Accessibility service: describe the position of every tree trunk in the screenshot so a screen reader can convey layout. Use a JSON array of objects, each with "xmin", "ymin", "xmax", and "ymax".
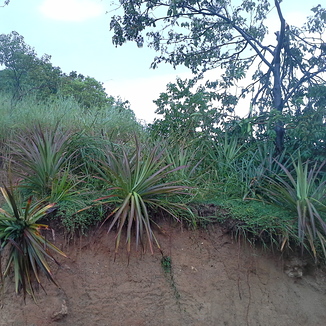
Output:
[
  {"xmin": 272, "ymin": 64, "xmax": 285, "ymax": 154},
  {"xmin": 273, "ymin": 0, "xmax": 286, "ymax": 154}
]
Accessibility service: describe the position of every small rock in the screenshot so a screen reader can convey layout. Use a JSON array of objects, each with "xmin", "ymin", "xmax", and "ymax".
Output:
[
  {"xmin": 51, "ymin": 299, "xmax": 68, "ymax": 321},
  {"xmin": 284, "ymin": 257, "xmax": 307, "ymax": 278}
]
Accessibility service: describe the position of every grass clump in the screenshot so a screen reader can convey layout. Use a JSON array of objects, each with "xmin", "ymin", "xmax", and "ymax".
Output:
[{"xmin": 215, "ymin": 199, "xmax": 294, "ymax": 250}]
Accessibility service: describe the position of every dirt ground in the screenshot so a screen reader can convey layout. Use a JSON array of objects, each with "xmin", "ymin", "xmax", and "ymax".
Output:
[{"xmin": 1, "ymin": 222, "xmax": 326, "ymax": 326}]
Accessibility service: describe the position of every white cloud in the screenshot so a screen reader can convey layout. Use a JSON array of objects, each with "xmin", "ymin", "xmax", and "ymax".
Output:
[{"xmin": 39, "ymin": 0, "xmax": 104, "ymax": 22}]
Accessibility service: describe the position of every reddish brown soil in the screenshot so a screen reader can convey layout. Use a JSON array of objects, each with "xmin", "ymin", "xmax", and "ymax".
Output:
[{"xmin": 1, "ymin": 223, "xmax": 326, "ymax": 326}]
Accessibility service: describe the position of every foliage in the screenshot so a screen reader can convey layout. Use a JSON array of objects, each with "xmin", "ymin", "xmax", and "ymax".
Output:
[
  {"xmin": 110, "ymin": 0, "xmax": 326, "ymax": 151},
  {"xmin": 89, "ymin": 98, "xmax": 142, "ymax": 142},
  {"xmin": 0, "ymin": 186, "xmax": 66, "ymax": 299},
  {"xmin": 285, "ymin": 91, "xmax": 326, "ymax": 162},
  {"xmin": 0, "ymin": 92, "xmax": 141, "ymax": 144},
  {"xmin": 215, "ymin": 198, "xmax": 294, "ymax": 251},
  {"xmin": 149, "ymin": 77, "xmax": 232, "ymax": 140},
  {"xmin": 9, "ymin": 124, "xmax": 73, "ymax": 198},
  {"xmin": 164, "ymin": 140, "xmax": 205, "ymax": 188},
  {"xmin": 1, "ymin": 22, "xmax": 325, "ymax": 264},
  {"xmin": 58, "ymin": 71, "xmax": 110, "ymax": 109},
  {"xmin": 46, "ymin": 168, "xmax": 86, "ymax": 206},
  {"xmin": 94, "ymin": 138, "xmax": 192, "ymax": 257},
  {"xmin": 261, "ymin": 156, "xmax": 326, "ymax": 261},
  {"xmin": 150, "ymin": 75, "xmax": 325, "ymax": 163},
  {"xmin": 202, "ymin": 132, "xmax": 253, "ymax": 198},
  {"xmin": 0, "ymin": 31, "xmax": 111, "ymax": 108},
  {"xmin": 239, "ymin": 141, "xmax": 292, "ymax": 199},
  {"xmin": 161, "ymin": 255, "xmax": 172, "ymax": 274},
  {"xmin": 0, "ymin": 31, "xmax": 52, "ymax": 102},
  {"xmin": 161, "ymin": 255, "xmax": 180, "ymax": 300},
  {"xmin": 59, "ymin": 201, "xmax": 105, "ymax": 238}
]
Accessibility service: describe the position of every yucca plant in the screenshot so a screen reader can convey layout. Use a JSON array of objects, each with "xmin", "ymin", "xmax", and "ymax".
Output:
[
  {"xmin": 94, "ymin": 139, "xmax": 192, "ymax": 257},
  {"xmin": 261, "ymin": 156, "xmax": 326, "ymax": 260},
  {"xmin": 0, "ymin": 186, "xmax": 66, "ymax": 299},
  {"xmin": 9, "ymin": 123, "xmax": 73, "ymax": 198},
  {"xmin": 65, "ymin": 132, "xmax": 107, "ymax": 179},
  {"xmin": 209, "ymin": 133, "xmax": 246, "ymax": 176},
  {"xmin": 47, "ymin": 168, "xmax": 86, "ymax": 204},
  {"xmin": 205, "ymin": 133, "xmax": 252, "ymax": 197},
  {"xmin": 165, "ymin": 141, "xmax": 204, "ymax": 186},
  {"xmin": 241, "ymin": 141, "xmax": 290, "ymax": 200}
]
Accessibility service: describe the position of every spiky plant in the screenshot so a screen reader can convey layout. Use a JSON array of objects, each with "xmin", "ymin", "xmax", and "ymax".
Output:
[
  {"xmin": 204, "ymin": 133, "xmax": 252, "ymax": 198},
  {"xmin": 47, "ymin": 168, "xmax": 86, "ymax": 204},
  {"xmin": 0, "ymin": 186, "xmax": 66, "ymax": 299},
  {"xmin": 262, "ymin": 157, "xmax": 326, "ymax": 260},
  {"xmin": 165, "ymin": 141, "xmax": 204, "ymax": 186},
  {"xmin": 94, "ymin": 139, "xmax": 192, "ymax": 257},
  {"xmin": 9, "ymin": 123, "xmax": 73, "ymax": 198}
]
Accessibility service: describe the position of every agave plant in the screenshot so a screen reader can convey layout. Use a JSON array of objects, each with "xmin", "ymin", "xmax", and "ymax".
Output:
[
  {"xmin": 9, "ymin": 123, "xmax": 73, "ymax": 198},
  {"xmin": 0, "ymin": 186, "xmax": 66, "ymax": 299},
  {"xmin": 94, "ymin": 139, "xmax": 192, "ymax": 257},
  {"xmin": 165, "ymin": 141, "xmax": 204, "ymax": 186},
  {"xmin": 241, "ymin": 141, "xmax": 291, "ymax": 200},
  {"xmin": 262, "ymin": 156, "xmax": 326, "ymax": 260},
  {"xmin": 205, "ymin": 133, "xmax": 253, "ymax": 197}
]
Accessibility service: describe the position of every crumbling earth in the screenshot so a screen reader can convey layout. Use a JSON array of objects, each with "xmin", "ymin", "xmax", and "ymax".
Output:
[{"xmin": 1, "ymin": 223, "xmax": 326, "ymax": 326}]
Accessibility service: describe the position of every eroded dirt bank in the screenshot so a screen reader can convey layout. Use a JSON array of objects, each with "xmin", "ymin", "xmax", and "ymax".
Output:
[{"xmin": 1, "ymin": 223, "xmax": 326, "ymax": 326}]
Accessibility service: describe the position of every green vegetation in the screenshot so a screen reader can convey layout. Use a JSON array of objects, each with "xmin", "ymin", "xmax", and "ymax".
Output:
[
  {"xmin": 161, "ymin": 255, "xmax": 180, "ymax": 301},
  {"xmin": 93, "ymin": 138, "xmax": 192, "ymax": 258},
  {"xmin": 0, "ymin": 31, "xmax": 111, "ymax": 109},
  {"xmin": 214, "ymin": 199, "xmax": 294, "ymax": 251},
  {"xmin": 9, "ymin": 123, "xmax": 73, "ymax": 198},
  {"xmin": 261, "ymin": 157, "xmax": 326, "ymax": 261},
  {"xmin": 2, "ymin": 86, "xmax": 322, "ymax": 269},
  {"xmin": 0, "ymin": 186, "xmax": 66, "ymax": 300},
  {"xmin": 1, "ymin": 3, "xmax": 326, "ymax": 299},
  {"xmin": 111, "ymin": 0, "xmax": 326, "ymax": 152}
]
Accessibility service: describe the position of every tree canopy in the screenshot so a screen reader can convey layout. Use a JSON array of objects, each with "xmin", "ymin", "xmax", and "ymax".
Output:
[
  {"xmin": 110, "ymin": 0, "xmax": 326, "ymax": 151},
  {"xmin": 0, "ymin": 31, "xmax": 111, "ymax": 109}
]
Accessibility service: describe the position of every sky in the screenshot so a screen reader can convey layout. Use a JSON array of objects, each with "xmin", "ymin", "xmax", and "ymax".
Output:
[{"xmin": 0, "ymin": 0, "xmax": 324, "ymax": 123}]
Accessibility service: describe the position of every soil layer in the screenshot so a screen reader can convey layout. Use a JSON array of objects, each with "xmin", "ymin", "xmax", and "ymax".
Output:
[{"xmin": 1, "ymin": 223, "xmax": 326, "ymax": 326}]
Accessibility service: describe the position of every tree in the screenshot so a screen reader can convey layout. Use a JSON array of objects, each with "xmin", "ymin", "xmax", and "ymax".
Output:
[
  {"xmin": 59, "ymin": 72, "xmax": 110, "ymax": 109},
  {"xmin": 149, "ymin": 77, "xmax": 229, "ymax": 139},
  {"xmin": 110, "ymin": 0, "xmax": 326, "ymax": 152},
  {"xmin": 0, "ymin": 31, "xmax": 56, "ymax": 102},
  {"xmin": 285, "ymin": 85, "xmax": 326, "ymax": 161},
  {"xmin": 0, "ymin": 32, "xmax": 111, "ymax": 109}
]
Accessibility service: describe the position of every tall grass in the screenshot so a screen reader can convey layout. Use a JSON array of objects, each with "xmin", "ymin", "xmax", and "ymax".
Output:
[
  {"xmin": 0, "ymin": 93, "xmax": 82, "ymax": 136},
  {"xmin": 0, "ymin": 92, "xmax": 143, "ymax": 141}
]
